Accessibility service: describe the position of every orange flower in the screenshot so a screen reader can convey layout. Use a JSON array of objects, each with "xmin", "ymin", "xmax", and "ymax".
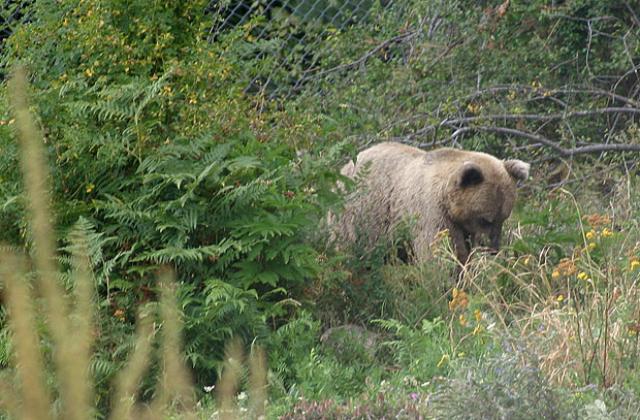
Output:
[
  {"xmin": 583, "ymin": 213, "xmax": 611, "ymax": 228},
  {"xmin": 553, "ymin": 258, "xmax": 577, "ymax": 278},
  {"xmin": 113, "ymin": 308, "xmax": 125, "ymax": 321},
  {"xmin": 449, "ymin": 288, "xmax": 469, "ymax": 311}
]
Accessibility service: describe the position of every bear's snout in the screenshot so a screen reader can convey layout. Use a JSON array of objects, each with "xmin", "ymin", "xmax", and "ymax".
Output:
[
  {"xmin": 489, "ymin": 225, "xmax": 501, "ymax": 253},
  {"xmin": 473, "ymin": 225, "xmax": 501, "ymax": 255}
]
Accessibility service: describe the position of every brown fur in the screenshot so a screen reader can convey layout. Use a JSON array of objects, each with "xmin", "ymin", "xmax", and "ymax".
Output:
[{"xmin": 335, "ymin": 142, "xmax": 529, "ymax": 263}]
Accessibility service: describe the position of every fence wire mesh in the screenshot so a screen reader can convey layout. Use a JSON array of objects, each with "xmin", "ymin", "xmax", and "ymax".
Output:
[
  {"xmin": 208, "ymin": 0, "xmax": 640, "ymax": 161},
  {"xmin": 2, "ymin": 1, "xmax": 639, "ymax": 159},
  {"xmin": 209, "ymin": 0, "xmax": 380, "ymax": 35},
  {"xmin": 208, "ymin": 0, "xmax": 389, "ymax": 98}
]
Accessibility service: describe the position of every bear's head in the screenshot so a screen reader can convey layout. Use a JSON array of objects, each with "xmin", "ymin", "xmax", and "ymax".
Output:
[{"xmin": 444, "ymin": 155, "xmax": 530, "ymax": 261}]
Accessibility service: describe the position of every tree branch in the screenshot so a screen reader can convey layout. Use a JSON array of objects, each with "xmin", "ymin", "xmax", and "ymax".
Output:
[
  {"xmin": 451, "ymin": 125, "xmax": 640, "ymax": 157},
  {"xmin": 456, "ymin": 85, "xmax": 640, "ymax": 108},
  {"xmin": 439, "ymin": 107, "xmax": 640, "ymax": 126},
  {"xmin": 297, "ymin": 30, "xmax": 418, "ymax": 83}
]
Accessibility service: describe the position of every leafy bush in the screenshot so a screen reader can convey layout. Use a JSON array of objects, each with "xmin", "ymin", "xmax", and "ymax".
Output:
[
  {"xmin": 429, "ymin": 346, "xmax": 573, "ymax": 419},
  {"xmin": 0, "ymin": 0, "xmax": 344, "ymax": 393},
  {"xmin": 0, "ymin": 67, "xmax": 196, "ymax": 420},
  {"xmin": 267, "ymin": 312, "xmax": 385, "ymax": 410}
]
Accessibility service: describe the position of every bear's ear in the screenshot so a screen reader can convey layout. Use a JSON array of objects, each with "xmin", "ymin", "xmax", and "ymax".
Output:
[
  {"xmin": 458, "ymin": 162, "xmax": 484, "ymax": 188},
  {"xmin": 503, "ymin": 159, "xmax": 530, "ymax": 181}
]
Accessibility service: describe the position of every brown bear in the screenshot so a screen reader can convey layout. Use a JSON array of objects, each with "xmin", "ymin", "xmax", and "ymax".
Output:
[{"xmin": 335, "ymin": 142, "xmax": 530, "ymax": 264}]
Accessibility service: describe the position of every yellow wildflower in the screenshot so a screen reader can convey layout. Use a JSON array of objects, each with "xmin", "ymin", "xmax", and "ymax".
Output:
[
  {"xmin": 437, "ymin": 354, "xmax": 450, "ymax": 368},
  {"xmin": 466, "ymin": 102, "xmax": 481, "ymax": 114},
  {"xmin": 585, "ymin": 230, "xmax": 596, "ymax": 240},
  {"xmin": 459, "ymin": 314, "xmax": 468, "ymax": 327},
  {"xmin": 474, "ymin": 309, "xmax": 482, "ymax": 322},
  {"xmin": 588, "ymin": 242, "xmax": 597, "ymax": 251},
  {"xmin": 628, "ymin": 323, "xmax": 640, "ymax": 336},
  {"xmin": 551, "ymin": 270, "xmax": 560, "ymax": 279},
  {"xmin": 577, "ymin": 272, "xmax": 589, "ymax": 281},
  {"xmin": 435, "ymin": 229, "xmax": 450, "ymax": 240},
  {"xmin": 601, "ymin": 227, "xmax": 613, "ymax": 238},
  {"xmin": 556, "ymin": 294, "xmax": 564, "ymax": 302},
  {"xmin": 631, "ymin": 259, "xmax": 640, "ymax": 271}
]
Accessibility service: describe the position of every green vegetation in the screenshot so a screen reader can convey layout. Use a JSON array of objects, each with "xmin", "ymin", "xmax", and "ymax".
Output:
[{"xmin": 0, "ymin": 0, "xmax": 639, "ymax": 418}]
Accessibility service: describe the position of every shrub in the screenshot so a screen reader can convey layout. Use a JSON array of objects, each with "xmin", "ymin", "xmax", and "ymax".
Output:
[
  {"xmin": 429, "ymin": 346, "xmax": 572, "ymax": 419},
  {"xmin": 0, "ymin": 0, "xmax": 343, "ymax": 392}
]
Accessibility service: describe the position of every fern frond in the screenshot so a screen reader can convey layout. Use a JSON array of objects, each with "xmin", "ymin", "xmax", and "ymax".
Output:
[{"xmin": 134, "ymin": 240, "xmax": 241, "ymax": 265}]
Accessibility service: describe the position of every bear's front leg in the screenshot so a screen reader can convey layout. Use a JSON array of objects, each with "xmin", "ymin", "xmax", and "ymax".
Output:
[{"xmin": 449, "ymin": 226, "xmax": 470, "ymax": 265}]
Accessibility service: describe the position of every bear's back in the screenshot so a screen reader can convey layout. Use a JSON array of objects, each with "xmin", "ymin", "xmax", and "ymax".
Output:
[
  {"xmin": 359, "ymin": 143, "xmax": 503, "ymax": 167},
  {"xmin": 355, "ymin": 143, "xmax": 511, "ymax": 186}
]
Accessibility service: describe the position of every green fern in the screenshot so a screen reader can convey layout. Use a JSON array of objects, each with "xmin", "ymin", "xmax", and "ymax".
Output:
[{"xmin": 0, "ymin": 0, "xmax": 346, "ymax": 397}]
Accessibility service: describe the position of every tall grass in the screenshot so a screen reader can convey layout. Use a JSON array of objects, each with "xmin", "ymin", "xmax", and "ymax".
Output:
[
  {"xmin": 1, "ymin": 65, "xmax": 268, "ymax": 420},
  {"xmin": 455, "ymin": 184, "xmax": 640, "ymax": 389},
  {"xmin": 1, "ymin": 66, "xmax": 202, "ymax": 420}
]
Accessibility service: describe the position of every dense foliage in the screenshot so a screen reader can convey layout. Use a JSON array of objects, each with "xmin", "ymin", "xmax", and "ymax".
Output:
[
  {"xmin": 0, "ymin": 0, "xmax": 344, "ymax": 402},
  {"xmin": 0, "ymin": 0, "xmax": 639, "ymax": 418}
]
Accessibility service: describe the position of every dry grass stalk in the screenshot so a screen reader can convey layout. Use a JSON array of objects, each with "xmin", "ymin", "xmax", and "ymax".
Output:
[
  {"xmin": 217, "ymin": 338, "xmax": 244, "ymax": 420},
  {"xmin": 5, "ymin": 65, "xmax": 198, "ymax": 420},
  {"xmin": 109, "ymin": 314, "xmax": 155, "ymax": 420},
  {"xmin": 147, "ymin": 269, "xmax": 196, "ymax": 420},
  {"xmin": 249, "ymin": 346, "xmax": 267, "ymax": 419},
  {"xmin": 212, "ymin": 339, "xmax": 269, "ymax": 419},
  {"xmin": 1, "ymin": 252, "xmax": 52, "ymax": 420},
  {"xmin": 110, "ymin": 271, "xmax": 197, "ymax": 420},
  {"xmin": 8, "ymin": 64, "xmax": 86, "ymax": 420},
  {"xmin": 67, "ymin": 235, "xmax": 96, "ymax": 419},
  {"xmin": 0, "ymin": 379, "xmax": 20, "ymax": 418}
]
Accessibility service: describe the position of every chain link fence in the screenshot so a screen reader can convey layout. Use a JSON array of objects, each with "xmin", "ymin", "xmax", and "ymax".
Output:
[
  {"xmin": 208, "ymin": 0, "xmax": 640, "ymax": 161},
  {"xmin": 209, "ymin": 0, "xmax": 382, "ymax": 35},
  {"xmin": 207, "ymin": 0, "xmax": 389, "ymax": 97},
  {"xmin": 3, "ymin": 1, "xmax": 639, "ymax": 160},
  {"xmin": 0, "ymin": 1, "xmax": 30, "ymax": 46}
]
